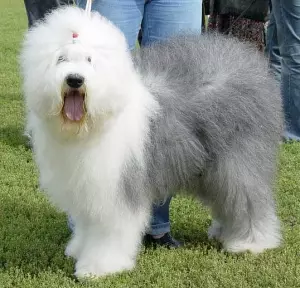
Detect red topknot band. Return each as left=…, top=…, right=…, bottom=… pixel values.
left=72, top=32, right=79, bottom=39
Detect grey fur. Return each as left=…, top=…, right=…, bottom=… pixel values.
left=123, top=33, right=283, bottom=250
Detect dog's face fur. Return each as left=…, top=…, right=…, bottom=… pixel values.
left=21, top=7, right=135, bottom=136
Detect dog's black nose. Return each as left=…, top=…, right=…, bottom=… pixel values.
left=66, top=74, right=84, bottom=88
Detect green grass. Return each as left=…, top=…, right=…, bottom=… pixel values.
left=0, top=1, right=300, bottom=287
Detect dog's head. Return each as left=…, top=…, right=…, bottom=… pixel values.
left=20, top=6, right=136, bottom=136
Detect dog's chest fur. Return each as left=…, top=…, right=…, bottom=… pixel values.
left=33, top=104, right=150, bottom=218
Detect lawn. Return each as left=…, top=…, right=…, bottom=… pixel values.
left=0, top=1, right=300, bottom=287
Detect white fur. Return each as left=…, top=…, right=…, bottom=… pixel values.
left=21, top=7, right=157, bottom=278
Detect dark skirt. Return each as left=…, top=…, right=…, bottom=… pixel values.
left=24, top=0, right=71, bottom=27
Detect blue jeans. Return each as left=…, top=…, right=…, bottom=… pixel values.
left=77, top=0, right=202, bottom=50
left=266, top=0, right=300, bottom=141
left=76, top=0, right=202, bottom=235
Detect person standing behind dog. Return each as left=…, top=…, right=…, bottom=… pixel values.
left=76, top=0, right=203, bottom=248
left=266, top=0, right=300, bottom=141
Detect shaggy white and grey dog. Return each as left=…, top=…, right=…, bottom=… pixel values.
left=20, top=6, right=283, bottom=278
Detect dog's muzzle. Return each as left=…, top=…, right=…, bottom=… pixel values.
left=62, top=74, right=86, bottom=122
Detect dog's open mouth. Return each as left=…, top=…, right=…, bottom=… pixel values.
left=62, top=88, right=86, bottom=122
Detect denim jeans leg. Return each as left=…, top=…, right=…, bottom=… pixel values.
left=265, top=10, right=281, bottom=81
left=150, top=197, right=172, bottom=236
left=141, top=0, right=203, bottom=46
left=271, top=0, right=300, bottom=140
left=76, top=0, right=144, bottom=50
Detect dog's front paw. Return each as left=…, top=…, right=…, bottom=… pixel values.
left=75, top=254, right=135, bottom=279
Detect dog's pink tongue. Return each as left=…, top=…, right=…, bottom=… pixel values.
left=63, top=91, right=84, bottom=121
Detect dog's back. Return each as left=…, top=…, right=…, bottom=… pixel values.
left=133, top=33, right=283, bottom=200
left=134, top=33, right=283, bottom=151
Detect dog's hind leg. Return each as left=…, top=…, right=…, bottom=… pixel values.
left=205, top=145, right=281, bottom=253
left=73, top=207, right=149, bottom=278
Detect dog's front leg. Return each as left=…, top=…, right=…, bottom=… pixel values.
left=74, top=209, right=149, bottom=279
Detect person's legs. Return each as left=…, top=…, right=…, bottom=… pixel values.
left=76, top=0, right=144, bottom=50
left=270, top=0, right=300, bottom=140
left=141, top=0, right=202, bottom=239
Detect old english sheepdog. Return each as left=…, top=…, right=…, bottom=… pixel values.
left=20, top=5, right=283, bottom=278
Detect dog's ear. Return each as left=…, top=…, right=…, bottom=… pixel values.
left=85, top=0, right=92, bottom=17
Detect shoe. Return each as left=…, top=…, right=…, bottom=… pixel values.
left=143, top=232, right=182, bottom=249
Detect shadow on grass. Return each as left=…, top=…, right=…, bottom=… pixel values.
left=0, top=125, right=31, bottom=149
left=172, top=219, right=222, bottom=251
left=142, top=231, right=221, bottom=254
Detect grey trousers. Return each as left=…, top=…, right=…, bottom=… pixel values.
left=24, top=0, right=71, bottom=27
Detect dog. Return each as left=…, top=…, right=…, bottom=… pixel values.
left=20, top=5, right=283, bottom=278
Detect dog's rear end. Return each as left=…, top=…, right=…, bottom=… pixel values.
left=134, top=34, right=283, bottom=253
